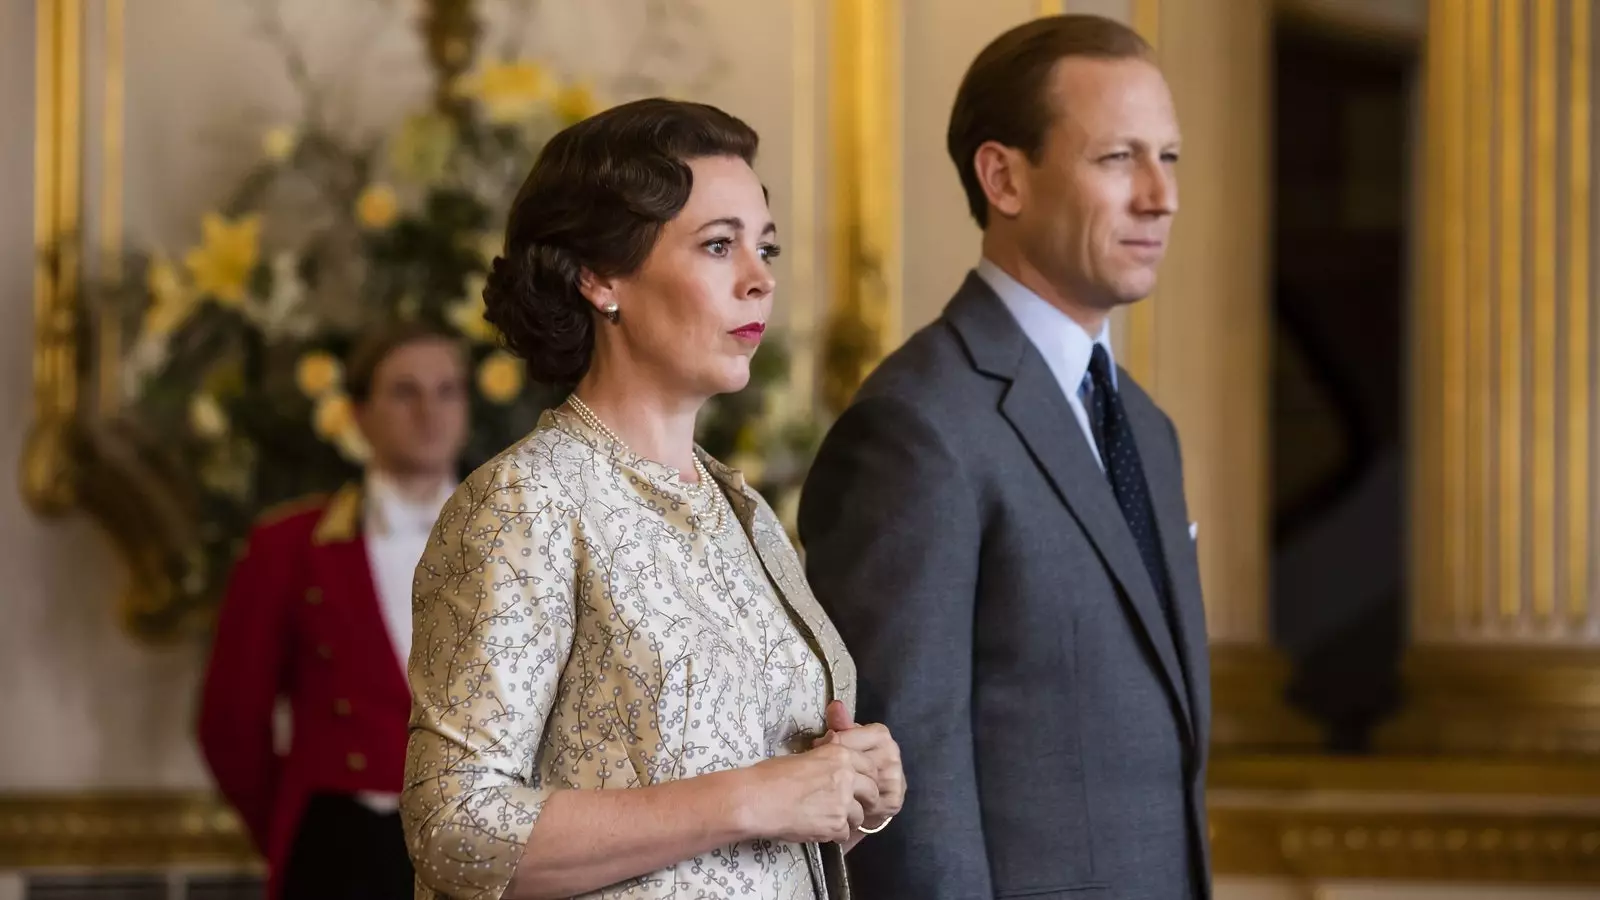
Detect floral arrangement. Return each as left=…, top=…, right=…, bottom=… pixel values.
left=95, top=10, right=818, bottom=622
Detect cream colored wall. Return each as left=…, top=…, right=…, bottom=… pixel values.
left=0, top=1, right=207, bottom=791
left=1145, top=0, right=1270, bottom=643
left=900, top=0, right=1030, bottom=332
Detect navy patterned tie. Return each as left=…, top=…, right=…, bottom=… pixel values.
left=1084, top=344, right=1175, bottom=623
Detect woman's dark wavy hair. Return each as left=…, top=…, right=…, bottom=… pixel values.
left=482, top=97, right=760, bottom=385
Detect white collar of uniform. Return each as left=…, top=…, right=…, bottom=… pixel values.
left=976, top=257, right=1116, bottom=393
left=364, top=469, right=454, bottom=537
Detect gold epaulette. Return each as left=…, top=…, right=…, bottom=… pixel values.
left=254, top=492, right=330, bottom=529
left=311, top=482, right=365, bottom=546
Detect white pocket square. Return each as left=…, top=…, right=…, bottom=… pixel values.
left=1188, top=522, right=1198, bottom=541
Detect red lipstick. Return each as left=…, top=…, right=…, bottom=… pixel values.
left=730, top=322, right=766, bottom=342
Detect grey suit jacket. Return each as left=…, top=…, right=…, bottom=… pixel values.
left=799, top=273, right=1212, bottom=900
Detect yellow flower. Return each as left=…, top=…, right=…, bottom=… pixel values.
left=476, top=352, right=523, bottom=404
left=448, top=275, right=497, bottom=343
left=389, top=113, right=456, bottom=183
left=188, top=393, right=229, bottom=439
left=313, top=392, right=355, bottom=440
left=458, top=60, right=553, bottom=124
left=456, top=231, right=501, bottom=266
left=356, top=184, right=400, bottom=229
left=729, top=452, right=766, bottom=486
left=333, top=421, right=373, bottom=464
left=554, top=83, right=599, bottom=124
left=141, top=254, right=196, bottom=337
left=295, top=351, right=343, bottom=399
left=184, top=213, right=262, bottom=306
left=199, top=437, right=255, bottom=499
left=262, top=126, right=298, bottom=162
left=733, top=422, right=761, bottom=455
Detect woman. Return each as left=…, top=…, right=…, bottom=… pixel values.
left=402, top=98, right=904, bottom=900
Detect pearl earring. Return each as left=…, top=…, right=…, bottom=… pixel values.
left=602, top=302, right=620, bottom=323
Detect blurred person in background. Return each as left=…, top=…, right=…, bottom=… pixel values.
left=198, top=322, right=469, bottom=900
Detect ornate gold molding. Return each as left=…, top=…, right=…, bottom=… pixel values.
left=1209, top=644, right=1322, bottom=752
left=1211, top=806, right=1600, bottom=883
left=7, top=772, right=1600, bottom=885
left=821, top=0, right=901, bottom=414
left=21, top=0, right=205, bottom=643
left=1379, top=647, right=1600, bottom=756
left=0, top=793, right=256, bottom=870
left=1415, top=0, right=1598, bottom=639
left=24, top=0, right=86, bottom=518
left=1210, top=754, right=1600, bottom=884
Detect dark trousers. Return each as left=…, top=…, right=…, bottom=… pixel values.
left=281, top=793, right=413, bottom=900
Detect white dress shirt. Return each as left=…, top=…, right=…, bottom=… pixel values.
left=364, top=470, right=454, bottom=669
left=356, top=471, right=452, bottom=813
left=976, top=257, right=1117, bottom=469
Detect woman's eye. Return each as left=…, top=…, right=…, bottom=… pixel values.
left=759, top=243, right=782, bottom=262
left=705, top=239, right=731, bottom=257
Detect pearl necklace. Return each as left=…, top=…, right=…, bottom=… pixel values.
left=565, top=394, right=727, bottom=534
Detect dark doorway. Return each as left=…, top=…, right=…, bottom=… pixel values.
left=1269, top=15, right=1419, bottom=751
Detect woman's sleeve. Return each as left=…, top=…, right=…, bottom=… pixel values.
left=401, top=456, right=577, bottom=900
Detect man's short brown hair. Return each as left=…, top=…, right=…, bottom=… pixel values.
left=947, top=14, right=1154, bottom=228
left=345, top=322, right=464, bottom=404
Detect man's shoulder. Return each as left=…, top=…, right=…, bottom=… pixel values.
left=236, top=492, right=336, bottom=565
left=855, top=317, right=977, bottom=403
left=252, top=493, right=330, bottom=535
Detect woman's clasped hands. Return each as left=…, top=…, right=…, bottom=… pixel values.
left=741, top=701, right=906, bottom=848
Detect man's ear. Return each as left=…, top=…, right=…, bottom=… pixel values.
left=972, top=141, right=1028, bottom=220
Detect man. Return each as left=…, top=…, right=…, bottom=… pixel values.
left=799, top=15, right=1209, bottom=900
left=198, top=323, right=469, bottom=900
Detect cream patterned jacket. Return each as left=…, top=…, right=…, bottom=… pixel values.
left=402, top=409, right=857, bottom=900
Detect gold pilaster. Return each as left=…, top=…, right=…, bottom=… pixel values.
left=1568, top=0, right=1592, bottom=630
left=1531, top=0, right=1558, bottom=626
left=22, top=0, right=84, bottom=517
left=1464, top=0, right=1491, bottom=630
left=1395, top=0, right=1600, bottom=755
left=788, top=0, right=820, bottom=420
left=1495, top=0, right=1524, bottom=625
left=96, top=0, right=124, bottom=417
left=821, top=0, right=902, bottom=414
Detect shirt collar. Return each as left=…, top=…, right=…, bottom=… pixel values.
left=976, top=257, right=1116, bottom=392
left=364, top=469, right=454, bottom=537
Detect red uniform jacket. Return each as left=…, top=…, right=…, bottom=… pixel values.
left=197, top=483, right=411, bottom=899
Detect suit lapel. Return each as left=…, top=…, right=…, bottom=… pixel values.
left=1123, top=385, right=1211, bottom=749
left=946, top=275, right=1195, bottom=745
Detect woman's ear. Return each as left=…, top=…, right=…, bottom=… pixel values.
left=577, top=268, right=611, bottom=311
left=578, top=269, right=621, bottom=324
